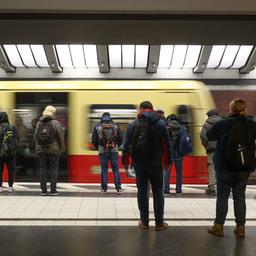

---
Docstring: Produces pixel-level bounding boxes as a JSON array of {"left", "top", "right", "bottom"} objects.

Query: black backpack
[
  {"left": 98, "top": 122, "right": 118, "bottom": 149},
  {"left": 224, "top": 119, "right": 256, "bottom": 170},
  {"left": 37, "top": 121, "right": 56, "bottom": 145},
  {"left": 0, "top": 125, "right": 17, "bottom": 157},
  {"left": 131, "top": 115, "right": 159, "bottom": 161}
]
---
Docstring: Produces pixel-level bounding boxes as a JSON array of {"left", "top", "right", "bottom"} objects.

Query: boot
[
  {"left": 208, "top": 223, "right": 224, "bottom": 237},
  {"left": 234, "top": 225, "right": 245, "bottom": 238}
]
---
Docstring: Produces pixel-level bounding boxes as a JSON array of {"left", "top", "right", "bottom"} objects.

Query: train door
[{"left": 14, "top": 92, "right": 68, "bottom": 181}]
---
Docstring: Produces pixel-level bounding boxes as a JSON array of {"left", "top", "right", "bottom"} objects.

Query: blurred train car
[{"left": 0, "top": 80, "right": 214, "bottom": 184}]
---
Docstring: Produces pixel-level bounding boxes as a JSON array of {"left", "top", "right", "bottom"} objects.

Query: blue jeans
[
  {"left": 164, "top": 158, "right": 183, "bottom": 193},
  {"left": 135, "top": 163, "right": 164, "bottom": 225},
  {"left": 99, "top": 151, "right": 121, "bottom": 191},
  {"left": 215, "top": 170, "right": 250, "bottom": 225}
]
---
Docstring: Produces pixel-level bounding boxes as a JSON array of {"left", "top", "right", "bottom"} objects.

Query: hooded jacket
[
  {"left": 200, "top": 114, "right": 223, "bottom": 153},
  {"left": 34, "top": 116, "right": 65, "bottom": 155},
  {"left": 122, "top": 109, "right": 172, "bottom": 166}
]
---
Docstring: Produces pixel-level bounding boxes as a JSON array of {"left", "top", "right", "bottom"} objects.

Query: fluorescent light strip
[
  {"left": 83, "top": 45, "right": 98, "bottom": 68},
  {"left": 158, "top": 45, "right": 173, "bottom": 68},
  {"left": 3, "top": 45, "right": 24, "bottom": 67},
  {"left": 30, "top": 45, "right": 49, "bottom": 67},
  {"left": 56, "top": 45, "right": 73, "bottom": 68},
  {"left": 135, "top": 45, "right": 148, "bottom": 68},
  {"left": 122, "top": 45, "right": 135, "bottom": 68},
  {"left": 171, "top": 45, "right": 187, "bottom": 68},
  {"left": 17, "top": 45, "right": 37, "bottom": 67},
  {"left": 70, "top": 45, "right": 86, "bottom": 68},
  {"left": 109, "top": 45, "right": 122, "bottom": 68},
  {"left": 183, "top": 45, "right": 201, "bottom": 68},
  {"left": 232, "top": 45, "right": 253, "bottom": 68},
  {"left": 207, "top": 45, "right": 226, "bottom": 68},
  {"left": 219, "top": 45, "right": 240, "bottom": 68}
]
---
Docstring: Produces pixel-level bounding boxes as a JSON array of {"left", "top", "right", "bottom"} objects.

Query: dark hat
[
  {"left": 206, "top": 108, "right": 219, "bottom": 117},
  {"left": 167, "top": 114, "right": 178, "bottom": 121},
  {"left": 101, "top": 112, "right": 111, "bottom": 122}
]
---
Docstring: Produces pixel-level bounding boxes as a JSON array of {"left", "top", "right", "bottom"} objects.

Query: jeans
[
  {"left": 164, "top": 158, "right": 183, "bottom": 193},
  {"left": 99, "top": 151, "right": 121, "bottom": 191},
  {"left": 135, "top": 163, "right": 164, "bottom": 225},
  {"left": 0, "top": 156, "right": 15, "bottom": 187},
  {"left": 215, "top": 170, "right": 250, "bottom": 225},
  {"left": 39, "top": 153, "right": 59, "bottom": 193}
]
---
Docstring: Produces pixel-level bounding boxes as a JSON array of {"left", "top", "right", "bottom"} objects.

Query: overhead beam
[
  {"left": 0, "top": 46, "right": 16, "bottom": 72},
  {"left": 43, "top": 45, "right": 63, "bottom": 73},
  {"left": 147, "top": 45, "right": 160, "bottom": 73},
  {"left": 239, "top": 47, "right": 256, "bottom": 74},
  {"left": 193, "top": 45, "right": 212, "bottom": 73},
  {"left": 96, "top": 45, "right": 110, "bottom": 73}
]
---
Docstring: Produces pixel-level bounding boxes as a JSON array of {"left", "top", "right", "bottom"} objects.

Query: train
[{"left": 0, "top": 80, "right": 215, "bottom": 184}]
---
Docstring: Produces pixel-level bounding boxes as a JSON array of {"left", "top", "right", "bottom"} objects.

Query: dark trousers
[
  {"left": 135, "top": 163, "right": 164, "bottom": 225},
  {"left": 39, "top": 153, "right": 59, "bottom": 193},
  {"left": 215, "top": 170, "right": 250, "bottom": 225},
  {"left": 0, "top": 156, "right": 15, "bottom": 187}
]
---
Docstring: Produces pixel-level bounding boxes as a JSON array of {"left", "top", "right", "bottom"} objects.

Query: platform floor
[{"left": 0, "top": 183, "right": 255, "bottom": 256}]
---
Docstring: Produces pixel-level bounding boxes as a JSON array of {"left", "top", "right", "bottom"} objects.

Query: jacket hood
[
  {"left": 168, "top": 120, "right": 183, "bottom": 130},
  {"left": 39, "top": 115, "right": 54, "bottom": 122},
  {"left": 100, "top": 115, "right": 112, "bottom": 123},
  {"left": 138, "top": 109, "right": 160, "bottom": 124},
  {"left": 0, "top": 112, "right": 9, "bottom": 123},
  {"left": 206, "top": 115, "right": 222, "bottom": 125}
]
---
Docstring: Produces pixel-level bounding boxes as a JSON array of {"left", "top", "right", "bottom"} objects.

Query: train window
[{"left": 88, "top": 104, "right": 137, "bottom": 146}]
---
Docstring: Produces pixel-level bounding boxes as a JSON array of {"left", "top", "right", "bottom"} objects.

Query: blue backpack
[{"left": 178, "top": 127, "right": 192, "bottom": 157}]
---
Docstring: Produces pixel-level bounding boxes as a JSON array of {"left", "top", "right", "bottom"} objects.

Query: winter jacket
[
  {"left": 34, "top": 116, "right": 65, "bottom": 155},
  {"left": 206, "top": 114, "right": 256, "bottom": 172},
  {"left": 200, "top": 114, "right": 222, "bottom": 153},
  {"left": 92, "top": 115, "right": 123, "bottom": 154},
  {"left": 122, "top": 109, "right": 172, "bottom": 166}
]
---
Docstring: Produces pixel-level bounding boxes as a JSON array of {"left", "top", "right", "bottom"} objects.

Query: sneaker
[
  {"left": 176, "top": 191, "right": 182, "bottom": 196},
  {"left": 0, "top": 187, "right": 3, "bottom": 193},
  {"left": 117, "top": 188, "right": 124, "bottom": 195},
  {"left": 101, "top": 189, "right": 107, "bottom": 195},
  {"left": 8, "top": 187, "right": 14, "bottom": 193},
  {"left": 138, "top": 221, "right": 149, "bottom": 229},
  {"left": 205, "top": 188, "right": 216, "bottom": 196},
  {"left": 164, "top": 190, "right": 170, "bottom": 194},
  {"left": 49, "top": 191, "right": 59, "bottom": 196},
  {"left": 41, "top": 191, "right": 47, "bottom": 196},
  {"left": 155, "top": 222, "right": 169, "bottom": 231}
]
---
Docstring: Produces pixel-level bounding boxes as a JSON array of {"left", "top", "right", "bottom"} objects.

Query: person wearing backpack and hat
[
  {"left": 207, "top": 99, "right": 256, "bottom": 238},
  {"left": 34, "top": 105, "right": 65, "bottom": 196},
  {"left": 0, "top": 112, "right": 18, "bottom": 193},
  {"left": 92, "top": 112, "right": 123, "bottom": 195},
  {"left": 200, "top": 108, "right": 222, "bottom": 196}
]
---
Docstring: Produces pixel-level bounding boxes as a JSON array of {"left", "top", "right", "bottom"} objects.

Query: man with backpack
[
  {"left": 0, "top": 112, "right": 18, "bottom": 193},
  {"left": 207, "top": 99, "right": 256, "bottom": 238},
  {"left": 92, "top": 112, "right": 123, "bottom": 194},
  {"left": 122, "top": 101, "right": 171, "bottom": 231},
  {"left": 200, "top": 109, "right": 222, "bottom": 196},
  {"left": 164, "top": 114, "right": 192, "bottom": 195},
  {"left": 34, "top": 105, "right": 65, "bottom": 196}
]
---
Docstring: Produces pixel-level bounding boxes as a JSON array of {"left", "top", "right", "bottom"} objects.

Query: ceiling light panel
[
  {"left": 83, "top": 45, "right": 98, "bottom": 68},
  {"left": 219, "top": 45, "right": 240, "bottom": 68},
  {"left": 30, "top": 45, "right": 49, "bottom": 67},
  {"left": 70, "top": 45, "right": 86, "bottom": 68},
  {"left": 3, "top": 45, "right": 24, "bottom": 67},
  {"left": 135, "top": 45, "right": 148, "bottom": 68},
  {"left": 232, "top": 45, "right": 253, "bottom": 68},
  {"left": 109, "top": 45, "right": 121, "bottom": 68},
  {"left": 56, "top": 45, "right": 73, "bottom": 68},
  {"left": 207, "top": 45, "right": 226, "bottom": 68},
  {"left": 183, "top": 45, "right": 201, "bottom": 68},
  {"left": 171, "top": 45, "right": 187, "bottom": 68},
  {"left": 122, "top": 45, "right": 135, "bottom": 68},
  {"left": 158, "top": 45, "right": 173, "bottom": 68},
  {"left": 17, "top": 45, "right": 37, "bottom": 67}
]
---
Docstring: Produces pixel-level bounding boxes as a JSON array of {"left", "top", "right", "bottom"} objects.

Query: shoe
[
  {"left": 101, "top": 189, "right": 107, "bottom": 195},
  {"left": 8, "top": 187, "right": 14, "bottom": 193},
  {"left": 155, "top": 222, "right": 169, "bottom": 231},
  {"left": 138, "top": 221, "right": 149, "bottom": 229},
  {"left": 41, "top": 191, "right": 47, "bottom": 196},
  {"left": 206, "top": 188, "right": 216, "bottom": 196},
  {"left": 49, "top": 191, "right": 59, "bottom": 196},
  {"left": 0, "top": 187, "right": 3, "bottom": 193},
  {"left": 176, "top": 191, "right": 182, "bottom": 196},
  {"left": 208, "top": 223, "right": 224, "bottom": 237},
  {"left": 164, "top": 190, "right": 170, "bottom": 194},
  {"left": 117, "top": 188, "right": 124, "bottom": 195},
  {"left": 234, "top": 225, "right": 245, "bottom": 238}
]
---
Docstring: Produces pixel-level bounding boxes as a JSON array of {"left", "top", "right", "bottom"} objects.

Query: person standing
[
  {"left": 122, "top": 101, "right": 171, "bottom": 231},
  {"left": 200, "top": 109, "right": 222, "bottom": 196},
  {"left": 92, "top": 112, "right": 123, "bottom": 194},
  {"left": 207, "top": 99, "right": 256, "bottom": 238},
  {"left": 34, "top": 106, "right": 65, "bottom": 196},
  {"left": 0, "top": 112, "right": 18, "bottom": 193}
]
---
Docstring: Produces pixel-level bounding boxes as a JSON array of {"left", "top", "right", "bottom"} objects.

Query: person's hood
[
  {"left": 137, "top": 109, "right": 160, "bottom": 124},
  {"left": 206, "top": 115, "right": 222, "bottom": 125},
  {"left": 168, "top": 120, "right": 183, "bottom": 129},
  {"left": 100, "top": 115, "right": 112, "bottom": 123},
  {"left": 39, "top": 115, "right": 54, "bottom": 122},
  {"left": 0, "top": 112, "right": 9, "bottom": 123}
]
